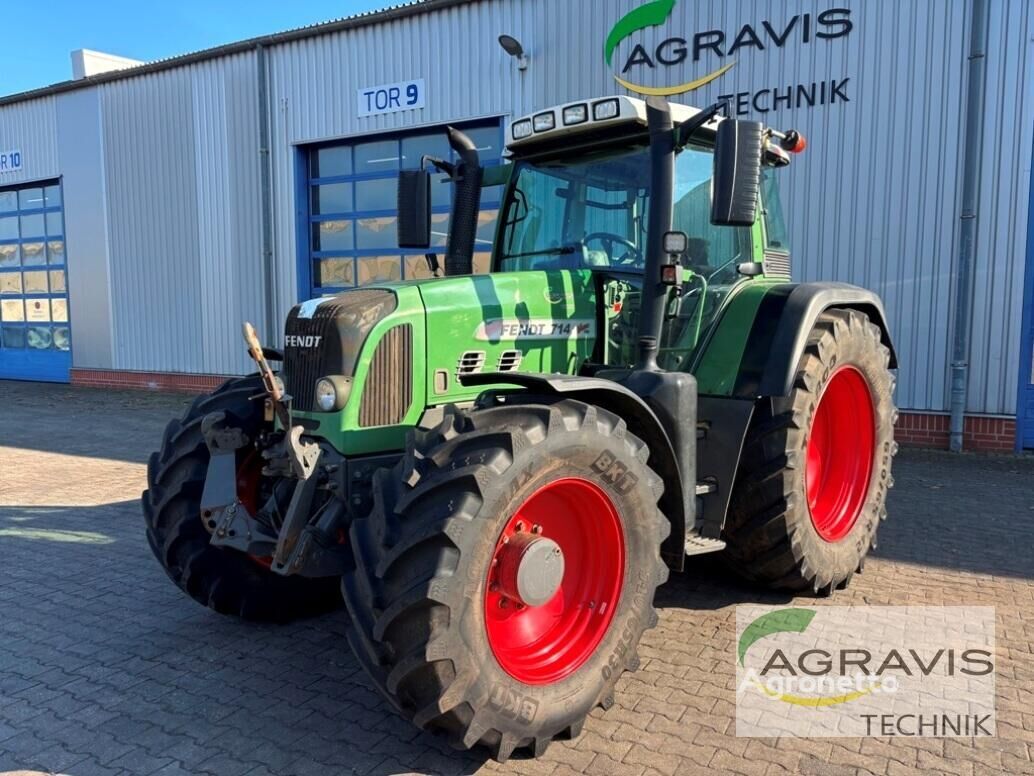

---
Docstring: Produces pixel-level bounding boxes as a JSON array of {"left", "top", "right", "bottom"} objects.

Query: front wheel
[
  {"left": 341, "top": 399, "right": 668, "bottom": 761},
  {"left": 722, "top": 309, "right": 897, "bottom": 594},
  {"left": 142, "top": 375, "right": 342, "bottom": 621}
]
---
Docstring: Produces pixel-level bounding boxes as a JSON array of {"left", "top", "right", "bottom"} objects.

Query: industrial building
[{"left": 0, "top": 0, "right": 1031, "bottom": 451}]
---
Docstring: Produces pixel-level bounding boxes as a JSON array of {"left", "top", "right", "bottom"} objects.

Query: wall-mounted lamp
[{"left": 498, "top": 34, "right": 529, "bottom": 71}]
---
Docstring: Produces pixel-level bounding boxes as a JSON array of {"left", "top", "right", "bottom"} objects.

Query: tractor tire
[
  {"left": 142, "top": 375, "right": 341, "bottom": 622},
  {"left": 342, "top": 399, "right": 668, "bottom": 761},
  {"left": 722, "top": 309, "right": 896, "bottom": 594}
]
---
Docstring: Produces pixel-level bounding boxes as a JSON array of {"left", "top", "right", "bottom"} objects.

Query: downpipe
[
  {"left": 636, "top": 96, "right": 675, "bottom": 372},
  {"left": 948, "top": 0, "right": 990, "bottom": 452}
]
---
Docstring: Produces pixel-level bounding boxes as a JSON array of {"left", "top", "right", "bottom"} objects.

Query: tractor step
[{"left": 684, "top": 531, "right": 726, "bottom": 556}]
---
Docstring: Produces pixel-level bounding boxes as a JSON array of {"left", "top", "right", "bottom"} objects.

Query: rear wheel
[
  {"left": 342, "top": 399, "right": 668, "bottom": 761},
  {"left": 142, "top": 375, "right": 341, "bottom": 621},
  {"left": 722, "top": 309, "right": 897, "bottom": 593}
]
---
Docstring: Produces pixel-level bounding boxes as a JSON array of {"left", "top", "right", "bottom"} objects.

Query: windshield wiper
[{"left": 503, "top": 245, "right": 580, "bottom": 260}]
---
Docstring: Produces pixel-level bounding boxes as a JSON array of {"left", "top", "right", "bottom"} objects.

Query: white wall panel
[
  {"left": 0, "top": 97, "right": 60, "bottom": 185},
  {"left": 100, "top": 53, "right": 262, "bottom": 375}
]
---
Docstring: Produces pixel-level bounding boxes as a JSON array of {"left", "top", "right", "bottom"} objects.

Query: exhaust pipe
[
  {"left": 636, "top": 96, "right": 675, "bottom": 372},
  {"left": 444, "top": 126, "right": 483, "bottom": 276}
]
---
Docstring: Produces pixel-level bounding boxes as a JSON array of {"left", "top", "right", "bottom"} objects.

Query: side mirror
[
  {"left": 397, "top": 169, "right": 431, "bottom": 248},
  {"left": 711, "top": 120, "right": 763, "bottom": 227}
]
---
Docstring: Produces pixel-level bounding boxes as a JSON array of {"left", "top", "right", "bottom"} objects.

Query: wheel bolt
[
  {"left": 531, "top": 524, "right": 542, "bottom": 534},
  {"left": 515, "top": 521, "right": 525, "bottom": 532}
]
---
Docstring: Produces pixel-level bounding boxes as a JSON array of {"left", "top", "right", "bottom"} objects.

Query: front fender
[{"left": 461, "top": 372, "right": 691, "bottom": 571}]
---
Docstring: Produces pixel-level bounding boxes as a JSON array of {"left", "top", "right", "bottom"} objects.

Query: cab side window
[{"left": 761, "top": 168, "right": 790, "bottom": 252}]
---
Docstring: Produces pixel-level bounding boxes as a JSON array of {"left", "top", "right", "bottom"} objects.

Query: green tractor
[{"left": 143, "top": 96, "right": 896, "bottom": 760}]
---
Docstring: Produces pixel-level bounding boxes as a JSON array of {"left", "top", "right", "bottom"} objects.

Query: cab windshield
[{"left": 497, "top": 143, "right": 751, "bottom": 279}]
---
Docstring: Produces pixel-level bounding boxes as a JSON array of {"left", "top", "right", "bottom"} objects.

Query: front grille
[
  {"left": 283, "top": 290, "right": 396, "bottom": 412},
  {"left": 359, "top": 324, "right": 413, "bottom": 427},
  {"left": 762, "top": 252, "right": 792, "bottom": 279},
  {"left": 456, "top": 350, "right": 486, "bottom": 379},
  {"left": 497, "top": 350, "right": 522, "bottom": 372}
]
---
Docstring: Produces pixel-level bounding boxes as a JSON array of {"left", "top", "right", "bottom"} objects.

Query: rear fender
[{"left": 758, "top": 283, "right": 897, "bottom": 397}]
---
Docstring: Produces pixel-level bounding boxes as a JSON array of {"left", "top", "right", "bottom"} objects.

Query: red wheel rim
[
  {"left": 805, "top": 366, "right": 876, "bottom": 542},
  {"left": 484, "top": 478, "right": 625, "bottom": 685},
  {"left": 236, "top": 450, "right": 272, "bottom": 568}
]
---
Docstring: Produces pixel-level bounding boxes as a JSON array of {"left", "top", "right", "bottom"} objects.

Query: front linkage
[{"left": 196, "top": 323, "right": 390, "bottom": 579}]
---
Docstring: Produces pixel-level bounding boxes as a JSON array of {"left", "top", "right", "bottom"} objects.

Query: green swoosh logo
[
  {"left": 604, "top": 0, "right": 678, "bottom": 66},
  {"left": 738, "top": 608, "right": 816, "bottom": 665}
]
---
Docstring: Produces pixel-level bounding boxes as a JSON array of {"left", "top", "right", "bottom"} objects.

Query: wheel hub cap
[{"left": 495, "top": 532, "right": 565, "bottom": 607}]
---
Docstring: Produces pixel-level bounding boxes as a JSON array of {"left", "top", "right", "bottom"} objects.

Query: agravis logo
[
  {"left": 604, "top": 1, "right": 853, "bottom": 103},
  {"left": 738, "top": 608, "right": 885, "bottom": 707},
  {"left": 735, "top": 606, "right": 996, "bottom": 738},
  {"left": 604, "top": 0, "right": 734, "bottom": 96}
]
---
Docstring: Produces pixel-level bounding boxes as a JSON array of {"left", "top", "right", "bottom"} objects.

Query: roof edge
[{"left": 0, "top": 0, "right": 473, "bottom": 108}]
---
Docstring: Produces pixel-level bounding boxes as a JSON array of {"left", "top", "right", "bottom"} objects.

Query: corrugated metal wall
[
  {"left": 1, "top": 0, "right": 1030, "bottom": 416},
  {"left": 100, "top": 53, "right": 263, "bottom": 375},
  {"left": 0, "top": 96, "right": 60, "bottom": 184}
]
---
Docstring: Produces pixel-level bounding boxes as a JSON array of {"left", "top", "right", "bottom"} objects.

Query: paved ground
[{"left": 1, "top": 380, "right": 1032, "bottom": 776}]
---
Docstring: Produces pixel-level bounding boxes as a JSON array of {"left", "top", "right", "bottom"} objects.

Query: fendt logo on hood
[
  {"left": 285, "top": 334, "right": 322, "bottom": 348},
  {"left": 604, "top": 0, "right": 853, "bottom": 106}
]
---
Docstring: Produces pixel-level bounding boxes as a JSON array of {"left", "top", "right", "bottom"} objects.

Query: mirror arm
[{"left": 673, "top": 100, "right": 728, "bottom": 149}]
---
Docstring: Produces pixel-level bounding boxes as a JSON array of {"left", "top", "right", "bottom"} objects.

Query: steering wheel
[{"left": 582, "top": 232, "right": 642, "bottom": 267}]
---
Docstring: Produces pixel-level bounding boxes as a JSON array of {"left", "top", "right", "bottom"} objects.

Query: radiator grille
[
  {"left": 359, "top": 324, "right": 413, "bottom": 427},
  {"left": 283, "top": 290, "right": 396, "bottom": 412},
  {"left": 762, "top": 252, "right": 792, "bottom": 279},
  {"left": 456, "top": 350, "right": 486, "bottom": 379},
  {"left": 497, "top": 350, "right": 523, "bottom": 371}
]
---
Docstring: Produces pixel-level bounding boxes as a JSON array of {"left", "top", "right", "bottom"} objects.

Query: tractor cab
[{"left": 401, "top": 95, "right": 802, "bottom": 374}]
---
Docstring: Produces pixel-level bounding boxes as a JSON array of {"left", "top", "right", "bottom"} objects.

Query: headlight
[
  {"left": 313, "top": 375, "right": 351, "bottom": 411},
  {"left": 532, "top": 111, "right": 556, "bottom": 132},
  {"left": 315, "top": 379, "right": 337, "bottom": 411},
  {"left": 562, "top": 103, "right": 588, "bottom": 125},
  {"left": 593, "top": 98, "right": 620, "bottom": 121},
  {"left": 511, "top": 119, "right": 533, "bottom": 140}
]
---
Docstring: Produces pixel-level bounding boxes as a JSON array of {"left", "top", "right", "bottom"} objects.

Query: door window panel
[
  {"left": 21, "top": 242, "right": 45, "bottom": 265},
  {"left": 312, "top": 146, "right": 351, "bottom": 178},
  {"left": 53, "top": 326, "right": 70, "bottom": 350},
  {"left": 0, "top": 216, "right": 17, "bottom": 240},
  {"left": 0, "top": 244, "right": 18, "bottom": 266},
  {"left": 0, "top": 273, "right": 22, "bottom": 294},
  {"left": 25, "top": 298, "right": 50, "bottom": 322},
  {"left": 2, "top": 325, "right": 25, "bottom": 347},
  {"left": 51, "top": 298, "right": 68, "bottom": 323},
  {"left": 20, "top": 213, "right": 44, "bottom": 238},
  {"left": 312, "top": 183, "right": 352, "bottom": 215},
  {"left": 26, "top": 325, "right": 52, "bottom": 349},
  {"left": 47, "top": 241, "right": 65, "bottom": 265},
  {"left": 1, "top": 299, "right": 24, "bottom": 321},
  {"left": 355, "top": 178, "right": 397, "bottom": 212},
  {"left": 357, "top": 256, "right": 402, "bottom": 285},
  {"left": 45, "top": 211, "right": 62, "bottom": 237}
]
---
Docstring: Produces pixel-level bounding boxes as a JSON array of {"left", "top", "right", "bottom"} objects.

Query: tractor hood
[{"left": 284, "top": 270, "right": 599, "bottom": 455}]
